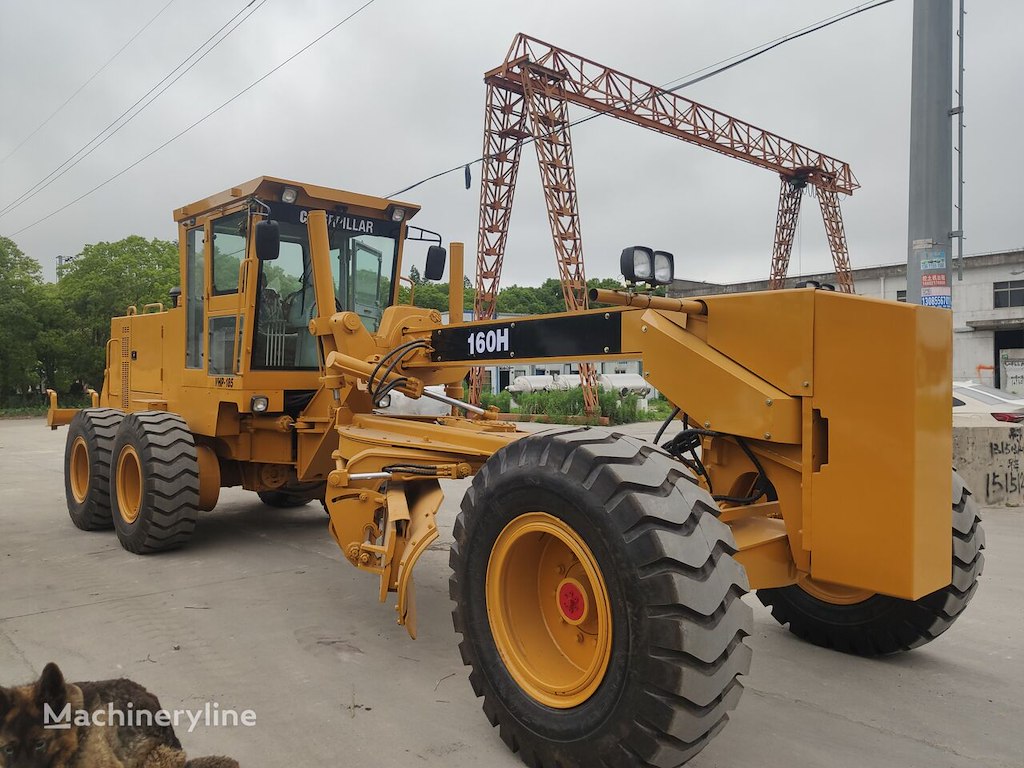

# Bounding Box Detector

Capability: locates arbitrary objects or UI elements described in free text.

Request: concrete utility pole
[906,0,954,307]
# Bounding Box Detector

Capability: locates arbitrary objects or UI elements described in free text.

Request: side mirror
[424,245,447,281]
[255,220,280,261]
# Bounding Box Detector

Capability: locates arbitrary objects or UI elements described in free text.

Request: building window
[994,280,1024,309]
[896,290,907,303]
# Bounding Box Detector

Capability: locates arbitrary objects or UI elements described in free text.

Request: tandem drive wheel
[449,427,752,768]
[756,470,985,656]
[110,412,199,554]
[64,408,125,530]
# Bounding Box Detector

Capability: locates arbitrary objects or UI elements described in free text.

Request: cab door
[205,209,250,378]
[184,223,206,375]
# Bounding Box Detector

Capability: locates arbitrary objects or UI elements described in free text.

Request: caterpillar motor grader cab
[48,177,984,768]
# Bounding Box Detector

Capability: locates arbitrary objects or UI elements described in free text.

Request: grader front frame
[48,178,983,768]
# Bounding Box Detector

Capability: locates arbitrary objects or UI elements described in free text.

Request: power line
[657,2,887,93]
[666,0,897,92]
[387,0,897,198]
[0,0,178,167]
[0,0,266,221]
[10,0,381,237]
[0,0,264,219]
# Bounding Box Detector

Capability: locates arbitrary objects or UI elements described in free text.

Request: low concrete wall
[953,425,1023,507]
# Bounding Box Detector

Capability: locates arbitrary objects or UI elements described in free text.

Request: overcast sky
[1,0,1021,287]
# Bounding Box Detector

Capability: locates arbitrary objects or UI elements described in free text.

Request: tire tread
[64,408,125,530]
[111,411,198,554]
[757,470,984,655]
[450,428,752,768]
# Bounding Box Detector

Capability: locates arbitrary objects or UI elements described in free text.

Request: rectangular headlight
[620,246,654,283]
[653,251,674,285]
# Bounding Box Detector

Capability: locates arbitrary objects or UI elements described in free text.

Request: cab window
[250,209,398,370]
[185,226,205,369]
[350,240,385,331]
[211,211,247,295]
[253,238,310,369]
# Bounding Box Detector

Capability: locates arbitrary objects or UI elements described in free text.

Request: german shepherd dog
[0,663,237,768]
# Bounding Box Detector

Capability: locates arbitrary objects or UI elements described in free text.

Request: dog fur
[0,663,237,768]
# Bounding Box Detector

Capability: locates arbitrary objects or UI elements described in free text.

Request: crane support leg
[817,185,856,293]
[521,67,600,415]
[769,176,805,290]
[471,84,529,404]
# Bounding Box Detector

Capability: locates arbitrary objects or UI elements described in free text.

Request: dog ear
[35,663,67,710]
[0,686,9,717]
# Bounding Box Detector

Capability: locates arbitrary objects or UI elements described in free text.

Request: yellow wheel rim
[116,445,143,524]
[69,436,90,504]
[486,512,613,709]
[797,573,874,605]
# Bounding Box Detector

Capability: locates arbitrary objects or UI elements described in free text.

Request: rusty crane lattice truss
[471,34,860,410]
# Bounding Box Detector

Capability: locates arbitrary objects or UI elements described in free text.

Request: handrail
[589,289,706,315]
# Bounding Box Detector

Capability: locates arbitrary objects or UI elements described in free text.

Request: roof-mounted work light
[620,246,674,286]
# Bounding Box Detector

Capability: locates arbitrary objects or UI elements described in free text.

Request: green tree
[0,236,43,405]
[408,264,422,284]
[31,281,76,393]
[59,236,179,386]
[497,278,565,315]
[395,280,476,315]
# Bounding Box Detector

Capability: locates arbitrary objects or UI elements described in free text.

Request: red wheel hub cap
[558,581,586,622]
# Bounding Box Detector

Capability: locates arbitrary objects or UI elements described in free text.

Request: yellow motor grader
[48,177,984,768]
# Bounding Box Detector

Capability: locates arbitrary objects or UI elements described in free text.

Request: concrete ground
[0,417,1021,767]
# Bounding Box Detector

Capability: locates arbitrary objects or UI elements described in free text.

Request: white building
[669,248,1024,391]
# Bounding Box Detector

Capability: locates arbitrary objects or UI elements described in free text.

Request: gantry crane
[471,33,860,410]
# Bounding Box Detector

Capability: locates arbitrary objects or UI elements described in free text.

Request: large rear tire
[756,470,984,656]
[64,408,124,531]
[450,428,752,768]
[110,412,199,554]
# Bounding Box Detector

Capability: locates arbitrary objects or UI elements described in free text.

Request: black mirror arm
[405,225,443,245]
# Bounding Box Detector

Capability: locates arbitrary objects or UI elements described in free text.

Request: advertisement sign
[1003,359,1024,395]
[920,286,952,308]
[921,295,952,308]
[921,273,948,287]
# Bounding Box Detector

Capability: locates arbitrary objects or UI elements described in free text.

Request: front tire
[756,470,984,655]
[64,408,124,530]
[450,428,752,768]
[110,412,199,554]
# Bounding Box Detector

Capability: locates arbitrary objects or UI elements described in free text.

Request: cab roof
[172,176,421,223]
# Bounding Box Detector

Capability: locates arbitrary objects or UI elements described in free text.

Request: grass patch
[493,388,663,426]
[0,395,92,419]
[0,406,49,418]
[480,390,512,413]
